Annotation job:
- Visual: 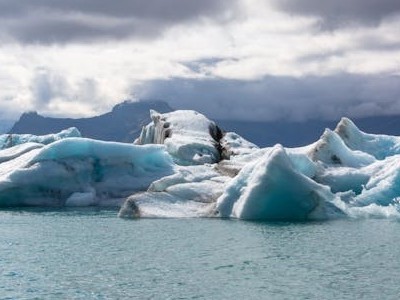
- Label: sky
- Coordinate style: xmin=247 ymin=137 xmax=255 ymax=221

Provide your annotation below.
xmin=0 ymin=0 xmax=399 ymax=123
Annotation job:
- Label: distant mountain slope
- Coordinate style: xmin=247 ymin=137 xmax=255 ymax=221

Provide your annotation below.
xmin=217 ymin=115 xmax=400 ymax=147
xmin=9 ymin=100 xmax=400 ymax=147
xmin=9 ymin=100 xmax=172 ymax=142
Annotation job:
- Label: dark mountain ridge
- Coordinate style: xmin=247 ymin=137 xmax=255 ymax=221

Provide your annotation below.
xmin=9 ymin=100 xmax=173 ymax=143
xmin=8 ymin=100 xmax=400 ymax=147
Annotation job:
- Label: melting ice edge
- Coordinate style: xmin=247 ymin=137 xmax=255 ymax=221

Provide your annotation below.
xmin=1 ymin=110 xmax=400 ymax=221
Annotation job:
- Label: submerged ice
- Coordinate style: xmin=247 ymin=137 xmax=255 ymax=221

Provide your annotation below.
xmin=2 ymin=111 xmax=400 ymax=221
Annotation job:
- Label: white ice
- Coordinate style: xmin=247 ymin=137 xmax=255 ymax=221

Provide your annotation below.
xmin=216 ymin=145 xmax=341 ymax=220
xmin=335 ymin=117 xmax=400 ymax=159
xmin=0 ymin=127 xmax=81 ymax=149
xmin=135 ymin=110 xmax=223 ymax=165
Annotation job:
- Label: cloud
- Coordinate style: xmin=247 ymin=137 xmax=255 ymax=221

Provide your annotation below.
xmin=31 ymin=69 xmax=68 ymax=107
xmin=136 ymin=74 xmax=400 ymax=121
xmin=0 ymin=0 xmax=399 ymax=125
xmin=273 ymin=0 xmax=400 ymax=29
xmin=0 ymin=0 xmax=237 ymax=43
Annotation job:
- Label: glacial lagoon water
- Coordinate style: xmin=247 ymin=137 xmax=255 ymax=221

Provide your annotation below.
xmin=1 ymin=209 xmax=400 ymax=300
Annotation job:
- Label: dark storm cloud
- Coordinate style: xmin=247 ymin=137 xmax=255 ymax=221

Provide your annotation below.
xmin=182 ymin=58 xmax=228 ymax=74
xmin=0 ymin=0 xmax=237 ymax=43
xmin=273 ymin=0 xmax=400 ymax=29
xmin=296 ymin=50 xmax=346 ymax=64
xmin=357 ymin=36 xmax=400 ymax=52
xmin=136 ymin=74 xmax=400 ymax=121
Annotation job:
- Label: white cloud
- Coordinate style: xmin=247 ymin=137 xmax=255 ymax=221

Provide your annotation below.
xmin=0 ymin=0 xmax=399 ymax=122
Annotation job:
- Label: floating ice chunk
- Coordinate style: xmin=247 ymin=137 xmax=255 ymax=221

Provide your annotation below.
xmin=309 ymin=128 xmax=375 ymax=167
xmin=119 ymin=192 xmax=215 ymax=219
xmin=135 ymin=110 xmax=223 ymax=165
xmin=335 ymin=117 xmax=400 ymax=159
xmin=0 ymin=138 xmax=173 ymax=207
xmin=0 ymin=127 xmax=81 ymax=149
xmin=216 ymin=145 xmax=340 ymax=221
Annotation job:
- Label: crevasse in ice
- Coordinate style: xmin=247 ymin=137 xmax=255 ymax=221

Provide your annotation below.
xmin=2 ymin=110 xmax=400 ymax=221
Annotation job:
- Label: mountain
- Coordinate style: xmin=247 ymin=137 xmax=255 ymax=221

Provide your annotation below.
xmin=217 ymin=115 xmax=400 ymax=147
xmin=9 ymin=99 xmax=400 ymax=147
xmin=9 ymin=100 xmax=173 ymax=143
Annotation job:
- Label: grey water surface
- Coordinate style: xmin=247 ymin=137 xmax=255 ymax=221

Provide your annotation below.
xmin=1 ymin=209 xmax=399 ymax=299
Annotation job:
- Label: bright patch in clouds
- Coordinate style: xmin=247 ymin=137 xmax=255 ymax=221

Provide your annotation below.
xmin=0 ymin=0 xmax=399 ymax=122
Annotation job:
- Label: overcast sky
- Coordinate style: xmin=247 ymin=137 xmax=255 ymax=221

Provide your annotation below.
xmin=0 ymin=0 xmax=399 ymax=122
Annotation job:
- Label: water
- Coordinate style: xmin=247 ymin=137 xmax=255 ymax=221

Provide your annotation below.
xmin=1 ymin=209 xmax=400 ymax=300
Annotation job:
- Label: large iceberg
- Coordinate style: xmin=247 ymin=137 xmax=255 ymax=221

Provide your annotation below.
xmin=0 ymin=137 xmax=173 ymax=207
xmin=2 ymin=110 xmax=400 ymax=221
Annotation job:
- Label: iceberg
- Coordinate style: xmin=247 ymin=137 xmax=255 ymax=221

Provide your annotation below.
xmin=0 ymin=127 xmax=81 ymax=149
xmin=2 ymin=109 xmax=400 ymax=221
xmin=216 ymin=145 xmax=340 ymax=220
xmin=0 ymin=138 xmax=173 ymax=207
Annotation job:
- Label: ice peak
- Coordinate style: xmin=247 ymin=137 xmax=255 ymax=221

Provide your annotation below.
xmin=335 ymin=117 xmax=363 ymax=142
xmin=309 ymin=127 xmax=375 ymax=167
